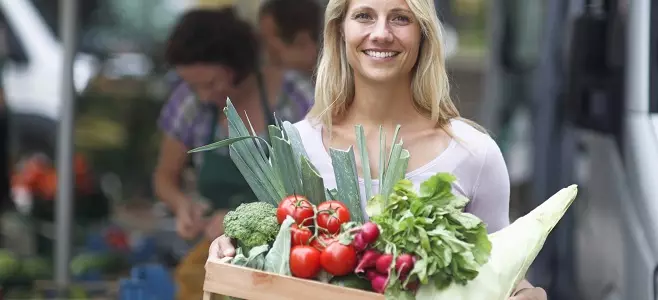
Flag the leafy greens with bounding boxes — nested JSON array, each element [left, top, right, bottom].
[[369, 173, 492, 292]]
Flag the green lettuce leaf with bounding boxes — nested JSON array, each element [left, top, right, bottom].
[[264, 216, 295, 275]]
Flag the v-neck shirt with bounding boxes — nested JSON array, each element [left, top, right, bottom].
[[293, 118, 511, 233]]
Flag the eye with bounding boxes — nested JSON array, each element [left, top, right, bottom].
[[392, 15, 411, 24], [352, 12, 372, 21]]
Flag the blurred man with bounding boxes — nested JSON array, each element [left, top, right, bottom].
[[258, 0, 322, 109]]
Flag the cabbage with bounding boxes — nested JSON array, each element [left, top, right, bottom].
[[415, 184, 578, 299]]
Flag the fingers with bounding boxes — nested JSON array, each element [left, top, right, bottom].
[[177, 214, 204, 240], [508, 287, 546, 300], [207, 237, 221, 263], [218, 235, 236, 258]]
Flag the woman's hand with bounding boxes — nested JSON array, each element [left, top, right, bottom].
[[175, 201, 209, 240], [207, 235, 236, 264], [509, 287, 547, 300], [204, 210, 228, 240]]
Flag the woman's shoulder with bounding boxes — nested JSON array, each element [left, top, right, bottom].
[[292, 118, 321, 137], [449, 118, 500, 158], [158, 82, 213, 147]]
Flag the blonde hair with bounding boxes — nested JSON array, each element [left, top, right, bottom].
[[307, 0, 477, 134]]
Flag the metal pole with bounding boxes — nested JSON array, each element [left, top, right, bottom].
[[55, 0, 79, 290]]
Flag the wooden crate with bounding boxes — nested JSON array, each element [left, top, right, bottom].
[[203, 261, 385, 300]]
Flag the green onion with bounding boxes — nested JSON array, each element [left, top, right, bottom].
[[355, 125, 373, 201], [330, 147, 364, 223]]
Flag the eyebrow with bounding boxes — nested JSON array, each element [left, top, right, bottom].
[[349, 5, 412, 15], [389, 8, 412, 14]]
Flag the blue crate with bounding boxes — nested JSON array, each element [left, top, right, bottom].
[[119, 264, 175, 300]]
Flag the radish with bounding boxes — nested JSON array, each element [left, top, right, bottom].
[[395, 253, 415, 276], [360, 222, 380, 244], [375, 254, 393, 275], [355, 249, 381, 274], [365, 269, 380, 281], [352, 233, 368, 252], [370, 274, 388, 294]]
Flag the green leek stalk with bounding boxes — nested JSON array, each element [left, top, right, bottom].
[[415, 184, 579, 300]]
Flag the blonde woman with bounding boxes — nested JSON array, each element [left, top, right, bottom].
[[208, 0, 546, 298]]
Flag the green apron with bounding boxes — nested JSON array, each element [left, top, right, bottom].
[[196, 70, 275, 211]]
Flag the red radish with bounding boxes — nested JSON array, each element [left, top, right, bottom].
[[365, 269, 380, 281], [360, 222, 380, 244], [370, 275, 388, 294], [355, 249, 381, 274], [395, 254, 415, 276], [352, 233, 368, 252], [375, 254, 394, 275]]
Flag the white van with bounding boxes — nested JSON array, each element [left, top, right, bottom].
[[483, 0, 658, 299], [0, 0, 100, 157]]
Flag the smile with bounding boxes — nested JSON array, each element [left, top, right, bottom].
[[363, 50, 400, 59]]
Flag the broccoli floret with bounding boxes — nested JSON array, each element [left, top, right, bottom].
[[223, 202, 280, 251]]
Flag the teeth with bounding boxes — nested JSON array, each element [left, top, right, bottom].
[[364, 50, 398, 58]]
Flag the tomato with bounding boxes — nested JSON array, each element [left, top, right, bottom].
[[277, 195, 315, 226], [310, 233, 337, 252], [291, 224, 313, 246], [289, 245, 322, 279], [37, 170, 58, 200], [316, 201, 350, 234], [320, 242, 358, 276]]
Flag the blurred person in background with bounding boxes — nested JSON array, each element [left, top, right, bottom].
[[258, 0, 322, 108], [153, 7, 311, 300]]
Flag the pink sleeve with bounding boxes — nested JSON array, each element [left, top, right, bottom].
[[467, 138, 511, 233]]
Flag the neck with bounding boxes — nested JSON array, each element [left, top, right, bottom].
[[343, 75, 419, 130]]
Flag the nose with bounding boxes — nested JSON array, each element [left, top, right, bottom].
[[370, 19, 393, 43]]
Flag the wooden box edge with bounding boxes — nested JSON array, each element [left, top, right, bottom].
[[203, 261, 384, 300]]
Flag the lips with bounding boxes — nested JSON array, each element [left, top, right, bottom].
[[363, 50, 400, 58]]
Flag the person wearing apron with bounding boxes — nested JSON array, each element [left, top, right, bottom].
[[173, 71, 276, 300], [155, 9, 313, 299]]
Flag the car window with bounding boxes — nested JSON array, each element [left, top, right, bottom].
[[0, 11, 27, 64]]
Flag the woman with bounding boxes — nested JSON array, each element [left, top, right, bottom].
[[153, 8, 311, 300], [207, 0, 546, 299]]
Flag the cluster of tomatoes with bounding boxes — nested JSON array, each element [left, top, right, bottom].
[[275, 195, 357, 279], [11, 154, 93, 200]]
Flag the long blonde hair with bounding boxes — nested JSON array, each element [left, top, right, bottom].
[[307, 0, 467, 133]]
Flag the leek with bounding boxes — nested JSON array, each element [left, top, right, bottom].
[[415, 184, 579, 300]]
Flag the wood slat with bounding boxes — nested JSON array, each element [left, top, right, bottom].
[[203, 261, 384, 300]]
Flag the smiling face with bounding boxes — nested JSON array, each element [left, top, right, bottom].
[[342, 0, 422, 83]]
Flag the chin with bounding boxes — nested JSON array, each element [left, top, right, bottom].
[[360, 70, 404, 83]]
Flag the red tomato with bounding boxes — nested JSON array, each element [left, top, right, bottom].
[[290, 245, 322, 279], [310, 233, 337, 252], [316, 201, 351, 234], [37, 171, 58, 200], [320, 242, 358, 276], [291, 224, 313, 246], [277, 195, 315, 226]]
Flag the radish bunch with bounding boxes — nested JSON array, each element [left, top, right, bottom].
[[349, 221, 419, 294]]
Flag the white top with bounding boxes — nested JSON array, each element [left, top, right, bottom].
[[293, 118, 511, 233]]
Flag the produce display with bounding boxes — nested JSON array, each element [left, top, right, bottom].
[[193, 100, 579, 299]]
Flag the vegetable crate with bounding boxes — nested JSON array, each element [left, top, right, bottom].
[[195, 101, 581, 300], [203, 261, 384, 300]]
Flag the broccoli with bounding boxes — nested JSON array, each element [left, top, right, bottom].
[[223, 202, 280, 252]]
